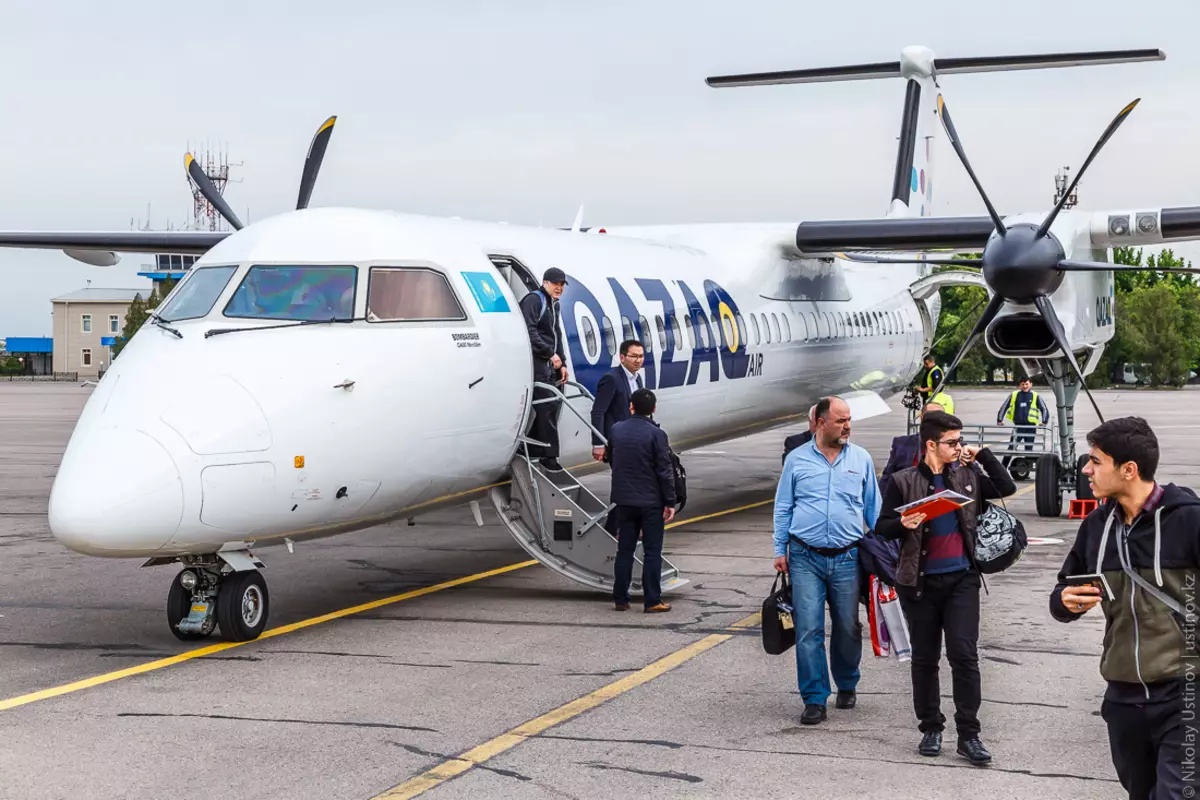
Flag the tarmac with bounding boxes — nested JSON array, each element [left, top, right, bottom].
[[0, 382, 1194, 799]]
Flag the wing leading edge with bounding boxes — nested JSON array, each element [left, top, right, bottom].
[[0, 231, 228, 257]]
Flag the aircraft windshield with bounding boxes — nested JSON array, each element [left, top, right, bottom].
[[156, 265, 238, 321], [224, 265, 357, 322]]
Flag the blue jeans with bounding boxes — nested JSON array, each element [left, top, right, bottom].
[[788, 539, 862, 706]]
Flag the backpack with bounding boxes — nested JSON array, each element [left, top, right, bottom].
[[669, 447, 688, 512], [973, 499, 1027, 574]]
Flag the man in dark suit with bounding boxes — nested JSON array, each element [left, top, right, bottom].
[[879, 401, 944, 499], [591, 339, 645, 533], [609, 388, 677, 614], [782, 405, 818, 465]]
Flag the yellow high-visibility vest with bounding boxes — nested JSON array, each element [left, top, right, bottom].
[[1004, 390, 1041, 425]]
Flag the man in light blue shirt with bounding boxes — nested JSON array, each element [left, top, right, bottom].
[[773, 395, 881, 725]]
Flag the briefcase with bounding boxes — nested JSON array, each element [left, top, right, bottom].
[[761, 571, 796, 655]]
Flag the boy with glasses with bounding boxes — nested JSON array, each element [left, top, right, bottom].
[[876, 411, 1016, 765]]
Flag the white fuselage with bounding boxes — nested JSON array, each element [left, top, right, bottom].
[[47, 208, 925, 558]]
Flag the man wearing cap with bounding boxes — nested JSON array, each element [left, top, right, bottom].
[[520, 268, 570, 471]]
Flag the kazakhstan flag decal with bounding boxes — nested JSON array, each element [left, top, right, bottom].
[[461, 271, 511, 313]]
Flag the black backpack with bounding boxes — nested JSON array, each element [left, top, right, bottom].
[[668, 447, 687, 512]]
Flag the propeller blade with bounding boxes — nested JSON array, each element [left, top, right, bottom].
[[930, 294, 1006, 396], [185, 154, 243, 231], [1058, 259, 1200, 275], [935, 94, 1007, 235], [1035, 99, 1140, 239], [836, 251, 983, 267], [296, 115, 337, 210], [1033, 295, 1104, 422]]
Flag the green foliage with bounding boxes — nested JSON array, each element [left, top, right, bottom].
[[111, 278, 179, 360], [928, 255, 1013, 383], [0, 356, 24, 375]]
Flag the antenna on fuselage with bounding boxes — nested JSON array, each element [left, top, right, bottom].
[[571, 204, 585, 233]]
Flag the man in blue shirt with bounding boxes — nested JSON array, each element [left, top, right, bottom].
[[773, 395, 881, 725]]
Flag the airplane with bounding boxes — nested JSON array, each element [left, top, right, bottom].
[[1, 46, 1196, 643]]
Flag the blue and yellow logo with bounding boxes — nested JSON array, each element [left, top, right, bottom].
[[461, 271, 510, 313]]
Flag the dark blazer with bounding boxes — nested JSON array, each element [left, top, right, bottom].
[[609, 415, 677, 508], [878, 433, 920, 498], [590, 366, 639, 447], [781, 430, 814, 465]]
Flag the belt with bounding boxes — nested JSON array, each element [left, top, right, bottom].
[[793, 538, 859, 557]]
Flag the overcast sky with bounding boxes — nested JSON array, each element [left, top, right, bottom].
[[1, 0, 1197, 335]]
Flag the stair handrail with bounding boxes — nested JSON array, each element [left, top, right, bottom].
[[531, 379, 609, 446]]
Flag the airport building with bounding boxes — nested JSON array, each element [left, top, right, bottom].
[[50, 288, 149, 378]]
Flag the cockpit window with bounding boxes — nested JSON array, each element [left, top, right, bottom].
[[156, 265, 237, 321], [223, 265, 357, 322], [366, 267, 466, 321]]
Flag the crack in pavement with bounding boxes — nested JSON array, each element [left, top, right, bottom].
[[352, 614, 759, 637], [539, 733, 685, 749], [452, 658, 543, 667], [389, 742, 532, 782], [581, 761, 703, 784], [118, 712, 438, 733], [261, 649, 455, 668], [560, 668, 638, 678]]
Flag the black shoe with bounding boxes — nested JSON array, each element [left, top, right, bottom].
[[539, 458, 563, 471], [800, 705, 827, 725], [835, 691, 856, 709], [957, 736, 992, 765], [918, 731, 942, 757]]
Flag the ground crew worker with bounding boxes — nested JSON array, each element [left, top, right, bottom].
[[520, 267, 569, 471], [916, 356, 944, 404], [929, 392, 954, 415], [996, 377, 1049, 468]]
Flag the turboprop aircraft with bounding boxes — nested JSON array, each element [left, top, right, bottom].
[[1, 46, 1197, 643]]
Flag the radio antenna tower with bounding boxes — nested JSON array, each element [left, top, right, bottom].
[[1054, 166, 1078, 210], [185, 142, 243, 231]]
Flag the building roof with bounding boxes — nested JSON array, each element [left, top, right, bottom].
[[50, 288, 150, 304]]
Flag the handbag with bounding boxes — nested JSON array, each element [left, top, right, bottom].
[[761, 571, 796, 655], [669, 447, 688, 512], [973, 498, 1027, 574]]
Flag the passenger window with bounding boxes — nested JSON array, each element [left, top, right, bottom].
[[770, 313, 781, 342], [722, 315, 734, 348], [638, 315, 652, 351], [684, 315, 696, 348], [158, 265, 238, 321], [656, 315, 666, 350], [364, 267, 464, 322], [763, 314, 772, 344], [621, 315, 634, 342], [670, 315, 683, 349], [601, 316, 617, 353], [582, 316, 598, 359], [226, 265, 357, 322], [781, 313, 791, 342], [751, 313, 761, 345]]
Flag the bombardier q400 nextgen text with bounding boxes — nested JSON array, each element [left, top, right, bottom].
[[3, 46, 1198, 642]]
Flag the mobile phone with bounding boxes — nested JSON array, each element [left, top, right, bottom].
[[1066, 573, 1114, 601]]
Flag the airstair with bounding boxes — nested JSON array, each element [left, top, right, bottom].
[[488, 380, 687, 596]]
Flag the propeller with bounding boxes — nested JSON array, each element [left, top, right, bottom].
[[185, 153, 243, 231], [851, 94, 1178, 424], [184, 115, 338, 231], [297, 115, 337, 210]]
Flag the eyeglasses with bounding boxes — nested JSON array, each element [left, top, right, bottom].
[[939, 438, 964, 448], [624, 353, 645, 360]]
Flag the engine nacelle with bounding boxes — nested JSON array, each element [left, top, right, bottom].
[[63, 249, 120, 267]]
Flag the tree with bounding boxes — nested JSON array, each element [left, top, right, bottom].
[[928, 259, 1013, 383], [111, 279, 179, 360]]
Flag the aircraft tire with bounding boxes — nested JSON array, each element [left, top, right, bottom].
[[167, 570, 210, 642], [217, 570, 270, 642], [1035, 454, 1063, 518]]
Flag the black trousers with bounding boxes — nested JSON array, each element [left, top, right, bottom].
[[1001, 426, 1036, 468], [1101, 694, 1185, 799], [897, 569, 982, 738], [526, 381, 561, 459], [613, 506, 664, 608]]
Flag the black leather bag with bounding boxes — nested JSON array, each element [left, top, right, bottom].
[[761, 571, 796, 655], [669, 448, 688, 512]]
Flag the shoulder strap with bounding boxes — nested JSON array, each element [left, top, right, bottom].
[[1112, 507, 1185, 616]]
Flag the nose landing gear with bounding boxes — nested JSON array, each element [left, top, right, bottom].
[[162, 552, 270, 642]]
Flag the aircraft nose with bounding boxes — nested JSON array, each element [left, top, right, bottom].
[[48, 427, 184, 556]]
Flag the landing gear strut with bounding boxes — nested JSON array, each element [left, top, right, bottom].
[[1030, 356, 1096, 518], [163, 553, 270, 642]]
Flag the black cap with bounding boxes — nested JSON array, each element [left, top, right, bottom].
[[543, 267, 568, 285]]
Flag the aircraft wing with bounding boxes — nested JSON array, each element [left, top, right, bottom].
[[0, 230, 229, 266]]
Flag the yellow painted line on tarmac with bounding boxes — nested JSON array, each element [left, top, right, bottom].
[[0, 560, 537, 713], [0, 498, 770, 714], [373, 612, 763, 799]]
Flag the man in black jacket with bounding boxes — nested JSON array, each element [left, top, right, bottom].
[[1050, 416, 1200, 800], [519, 268, 569, 470], [609, 388, 676, 613], [878, 400, 944, 498], [876, 411, 1015, 766], [780, 404, 817, 465], [590, 339, 646, 533]]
